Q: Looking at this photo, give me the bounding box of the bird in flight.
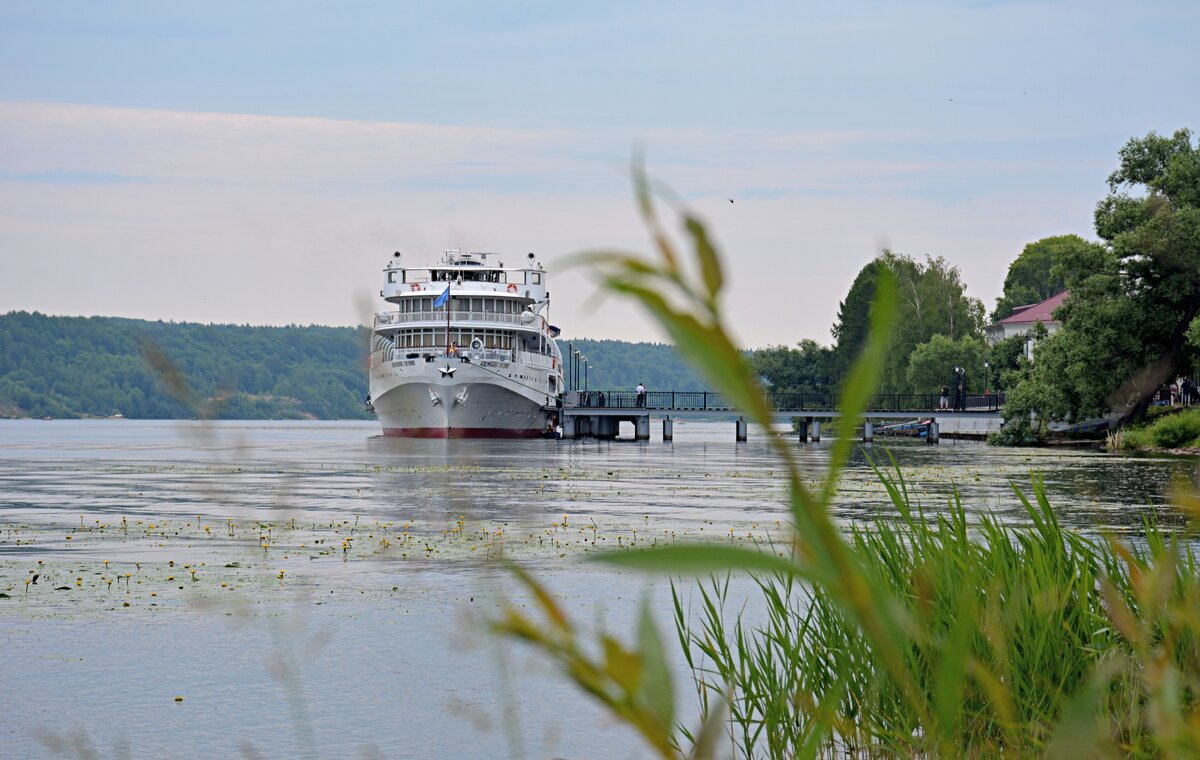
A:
[728,198,734,203]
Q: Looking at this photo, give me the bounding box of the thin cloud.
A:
[0,100,1101,345]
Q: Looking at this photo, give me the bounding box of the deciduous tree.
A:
[991,235,1100,321]
[1002,128,1200,432]
[750,339,836,396]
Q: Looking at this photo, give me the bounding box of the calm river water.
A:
[0,419,1196,758]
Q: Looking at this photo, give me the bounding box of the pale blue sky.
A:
[2,1,1197,344]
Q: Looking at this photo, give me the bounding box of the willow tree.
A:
[1005,128,1200,429]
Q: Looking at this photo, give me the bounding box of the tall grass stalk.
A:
[676,463,1200,756]
[492,165,1200,757]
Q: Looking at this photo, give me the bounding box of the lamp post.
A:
[574,350,581,394]
[583,356,589,392]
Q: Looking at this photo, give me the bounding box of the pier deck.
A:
[556,390,1005,442]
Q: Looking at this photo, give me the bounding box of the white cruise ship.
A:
[368,249,564,438]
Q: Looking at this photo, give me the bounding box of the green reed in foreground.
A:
[676,466,1200,757]
[494,165,1200,758]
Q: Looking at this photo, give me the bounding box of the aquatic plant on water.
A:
[493,165,1200,757]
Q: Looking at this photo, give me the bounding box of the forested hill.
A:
[556,338,709,393]
[0,313,709,419]
[0,312,372,420]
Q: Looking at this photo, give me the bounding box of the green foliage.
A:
[987,334,1028,393]
[834,251,984,393]
[830,258,881,378]
[492,566,680,758]
[1117,408,1200,451]
[1012,129,1200,426]
[676,473,1200,757]
[992,330,1069,444]
[905,334,987,395]
[991,234,1098,321]
[0,311,372,419]
[747,339,835,395]
[1147,410,1200,448]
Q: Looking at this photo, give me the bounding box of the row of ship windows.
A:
[387,270,543,285]
[398,297,525,314]
[390,329,518,349]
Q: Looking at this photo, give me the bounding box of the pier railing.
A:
[570,390,1005,413]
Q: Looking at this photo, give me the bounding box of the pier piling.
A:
[735,417,748,442]
[662,417,673,442]
[635,416,650,441]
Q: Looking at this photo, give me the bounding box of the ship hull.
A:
[370,357,558,438]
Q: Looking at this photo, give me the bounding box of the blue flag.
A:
[433,284,450,309]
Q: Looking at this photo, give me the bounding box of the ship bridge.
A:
[380,249,549,304]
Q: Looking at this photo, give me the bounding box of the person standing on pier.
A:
[636,382,646,408]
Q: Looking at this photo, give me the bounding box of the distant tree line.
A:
[0,312,373,419]
[0,313,713,420]
[555,338,710,392]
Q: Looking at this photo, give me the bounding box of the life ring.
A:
[410,283,420,292]
[470,338,483,351]
[506,283,518,293]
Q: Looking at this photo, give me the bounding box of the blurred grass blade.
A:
[638,598,676,735]
[595,544,815,581]
[686,695,727,760]
[683,214,723,309]
[508,563,571,632]
[604,280,777,432]
[820,267,897,505]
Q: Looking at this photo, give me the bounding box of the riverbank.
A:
[1108,406,1200,454]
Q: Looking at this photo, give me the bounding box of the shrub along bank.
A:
[1114,407,1200,451]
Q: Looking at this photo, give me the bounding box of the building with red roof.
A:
[985,290,1069,357]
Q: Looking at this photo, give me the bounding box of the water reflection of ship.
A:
[364,436,548,522]
[368,249,564,438]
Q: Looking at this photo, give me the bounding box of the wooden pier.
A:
[556,390,1004,443]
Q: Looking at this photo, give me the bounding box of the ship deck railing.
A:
[375,346,560,370]
[375,310,551,332]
